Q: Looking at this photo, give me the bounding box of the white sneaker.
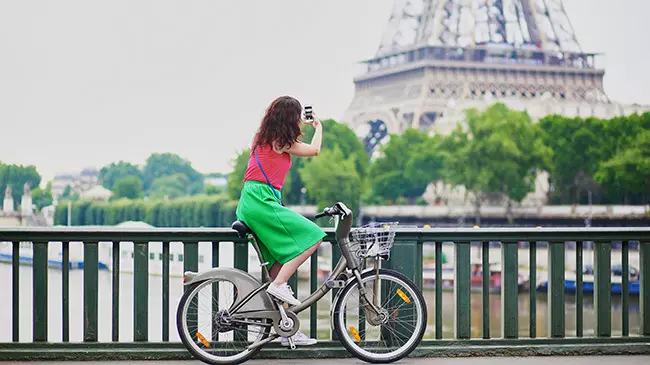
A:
[266,282,301,306]
[281,331,317,346]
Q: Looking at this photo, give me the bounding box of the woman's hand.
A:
[304,112,321,127]
[305,114,321,128]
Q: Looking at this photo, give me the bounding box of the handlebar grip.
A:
[314,211,328,219]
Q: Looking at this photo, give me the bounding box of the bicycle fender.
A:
[183,268,275,312]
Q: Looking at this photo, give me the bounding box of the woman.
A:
[235,95,325,346]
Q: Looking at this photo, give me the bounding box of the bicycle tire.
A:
[332,268,427,364]
[176,279,271,365]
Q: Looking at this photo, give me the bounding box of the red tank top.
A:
[243,144,292,190]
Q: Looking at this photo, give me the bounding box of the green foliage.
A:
[205,185,225,195]
[594,129,650,204]
[143,153,203,193]
[32,186,53,209]
[540,112,650,204]
[99,161,143,190]
[370,129,445,203]
[300,147,363,220]
[53,193,235,227]
[539,115,601,204]
[227,148,250,200]
[443,103,552,208]
[61,185,72,198]
[149,173,191,200]
[98,153,208,200]
[0,162,42,209]
[284,119,369,205]
[112,176,144,200]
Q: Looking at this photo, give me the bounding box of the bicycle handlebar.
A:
[314,202,353,220]
[314,211,328,219]
[315,205,337,219]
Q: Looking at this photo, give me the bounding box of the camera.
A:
[304,105,313,121]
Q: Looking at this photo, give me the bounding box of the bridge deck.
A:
[2,356,648,364]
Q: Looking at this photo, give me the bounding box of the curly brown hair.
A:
[253,96,303,151]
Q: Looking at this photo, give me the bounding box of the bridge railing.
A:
[0,227,649,359]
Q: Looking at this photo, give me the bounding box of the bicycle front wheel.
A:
[333,269,427,363]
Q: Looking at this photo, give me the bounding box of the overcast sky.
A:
[1,0,648,185]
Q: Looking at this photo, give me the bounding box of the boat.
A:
[0,240,109,270]
[422,260,530,293]
[536,264,640,295]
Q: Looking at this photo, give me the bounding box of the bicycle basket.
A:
[349,222,399,259]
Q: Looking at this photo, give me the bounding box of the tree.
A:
[99,161,143,190]
[143,153,204,194]
[443,103,552,223]
[590,112,650,204]
[594,129,650,204]
[300,147,363,220]
[226,148,250,200]
[32,185,53,209]
[404,134,447,202]
[61,185,72,199]
[539,115,604,204]
[205,185,225,195]
[112,176,144,200]
[284,119,369,205]
[370,128,443,203]
[149,173,191,200]
[0,162,42,208]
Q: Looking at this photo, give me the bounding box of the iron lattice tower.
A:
[343,0,624,154]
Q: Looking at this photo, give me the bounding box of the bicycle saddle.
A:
[231,220,252,238]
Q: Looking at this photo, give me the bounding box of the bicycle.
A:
[176,202,427,364]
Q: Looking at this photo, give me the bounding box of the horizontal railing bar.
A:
[1,227,649,243]
[2,336,650,349]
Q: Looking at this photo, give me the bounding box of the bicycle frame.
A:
[227,202,365,316]
[182,202,383,348]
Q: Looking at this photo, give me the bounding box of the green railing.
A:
[1,227,650,360]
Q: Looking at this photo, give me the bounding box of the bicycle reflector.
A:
[396,288,411,303]
[349,326,361,342]
[196,332,210,347]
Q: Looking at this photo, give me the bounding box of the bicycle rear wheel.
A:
[332,269,427,363]
[176,278,271,365]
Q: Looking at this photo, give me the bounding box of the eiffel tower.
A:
[342,0,646,154]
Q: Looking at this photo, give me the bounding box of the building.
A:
[79,185,113,201]
[0,184,48,227]
[343,0,650,152]
[342,0,650,207]
[51,167,100,200]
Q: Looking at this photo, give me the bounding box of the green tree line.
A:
[97,152,209,200]
[54,194,236,227]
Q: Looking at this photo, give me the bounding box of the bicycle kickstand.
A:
[287,336,296,350]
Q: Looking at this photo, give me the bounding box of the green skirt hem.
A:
[235,180,326,268]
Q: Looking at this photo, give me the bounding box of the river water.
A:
[0,263,640,343]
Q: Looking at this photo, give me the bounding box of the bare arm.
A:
[284,116,323,157]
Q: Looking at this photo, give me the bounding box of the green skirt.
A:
[236,180,326,268]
